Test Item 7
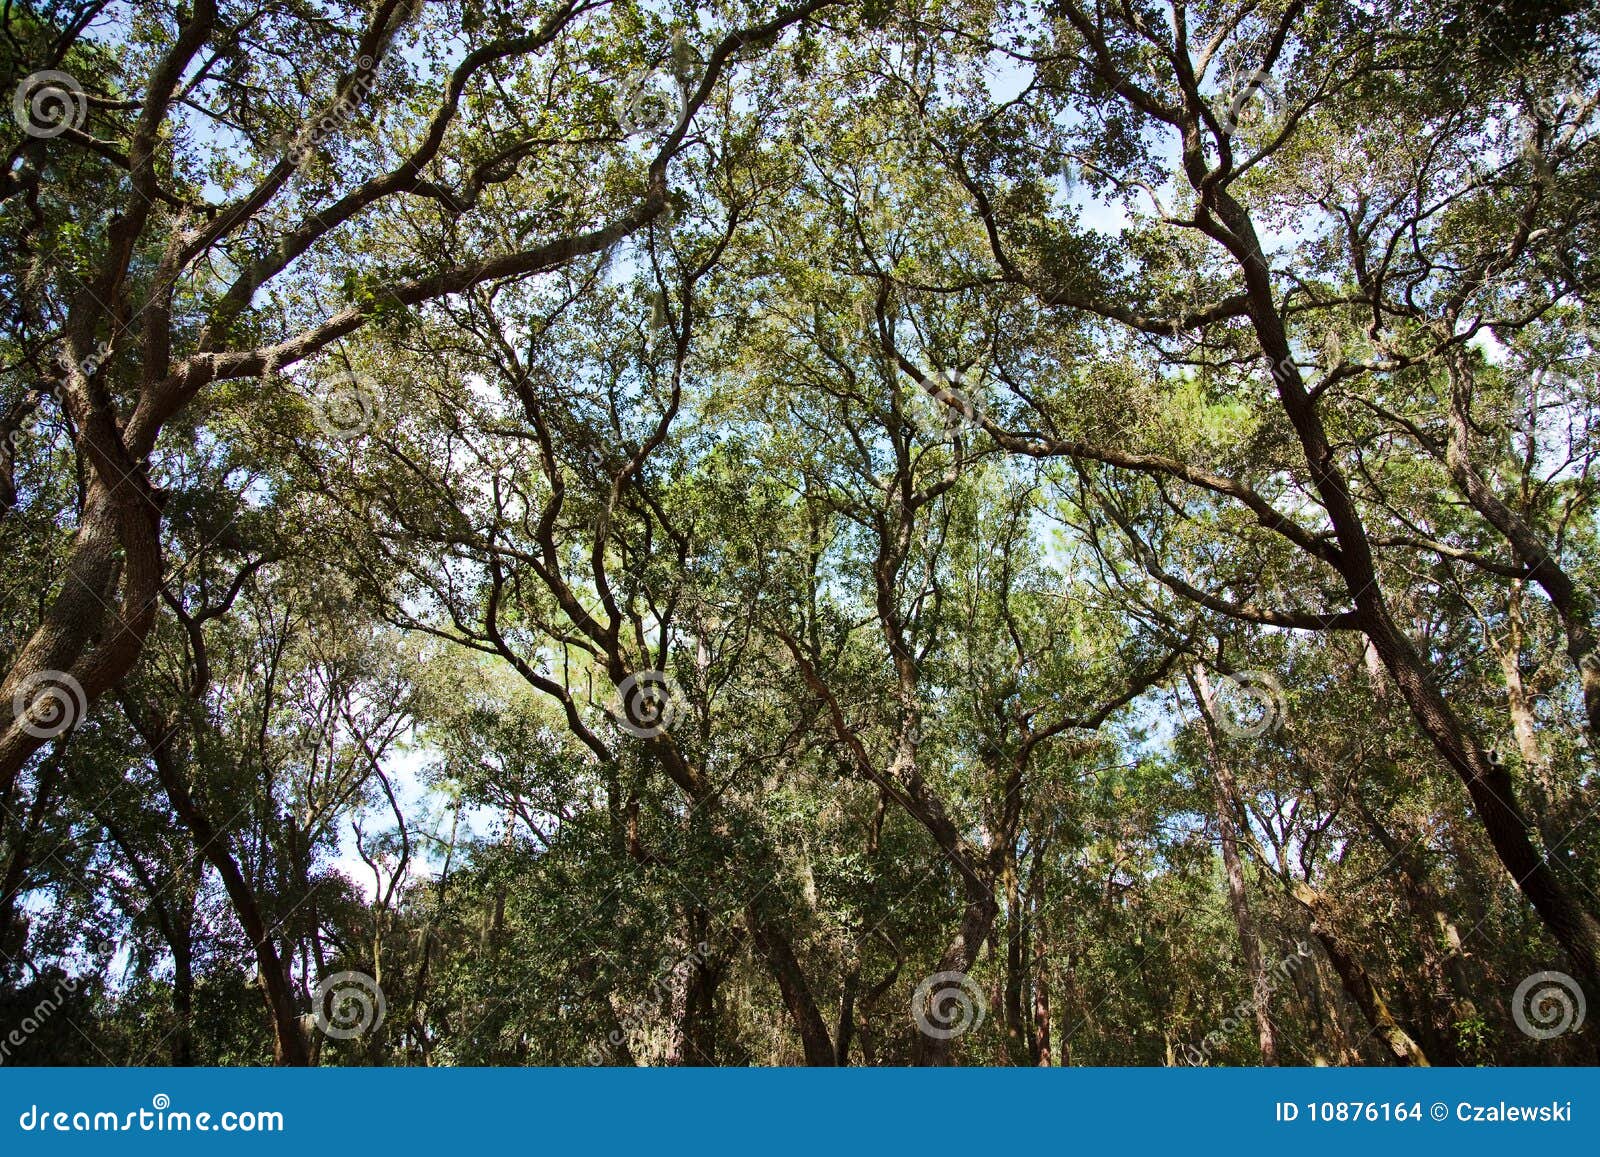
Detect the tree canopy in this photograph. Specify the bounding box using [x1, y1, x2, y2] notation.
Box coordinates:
[1, 0, 1597, 1065]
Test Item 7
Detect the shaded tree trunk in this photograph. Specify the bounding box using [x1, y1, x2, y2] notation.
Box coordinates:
[913, 885, 1000, 1066]
[681, 909, 719, 1066]
[1351, 791, 1473, 1065]
[1292, 882, 1430, 1066]
[747, 904, 836, 1066]
[171, 928, 195, 1066]
[1496, 581, 1557, 829]
[1030, 880, 1052, 1066]
[1208, 180, 1600, 994]
[0, 753, 60, 957]
[0, 483, 164, 811]
[1003, 856, 1029, 1064]
[1190, 668, 1279, 1065]
[121, 696, 310, 1066]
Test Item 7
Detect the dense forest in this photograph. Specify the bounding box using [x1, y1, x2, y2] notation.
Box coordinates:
[0, 0, 1597, 1067]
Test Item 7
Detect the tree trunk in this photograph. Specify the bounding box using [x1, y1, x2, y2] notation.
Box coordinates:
[1438, 353, 1600, 746]
[913, 885, 999, 1066]
[1190, 668, 1279, 1065]
[1351, 791, 1472, 1065]
[1030, 880, 1052, 1066]
[1292, 882, 1430, 1066]
[122, 697, 310, 1066]
[0, 483, 163, 810]
[1497, 581, 1557, 830]
[1003, 857, 1029, 1063]
[746, 905, 836, 1066]
[681, 911, 719, 1066]
[171, 932, 195, 1066]
[0, 753, 60, 955]
[1205, 184, 1600, 994]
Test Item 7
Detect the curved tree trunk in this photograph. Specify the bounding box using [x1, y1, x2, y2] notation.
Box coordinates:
[1292, 884, 1430, 1066]
[913, 885, 1000, 1066]
[0, 485, 163, 811]
[746, 907, 836, 1066]
[1201, 182, 1600, 994]
[1029, 876, 1053, 1066]
[120, 696, 310, 1066]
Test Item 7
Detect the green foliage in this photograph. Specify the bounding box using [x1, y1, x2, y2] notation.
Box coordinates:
[2, 0, 1597, 1068]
